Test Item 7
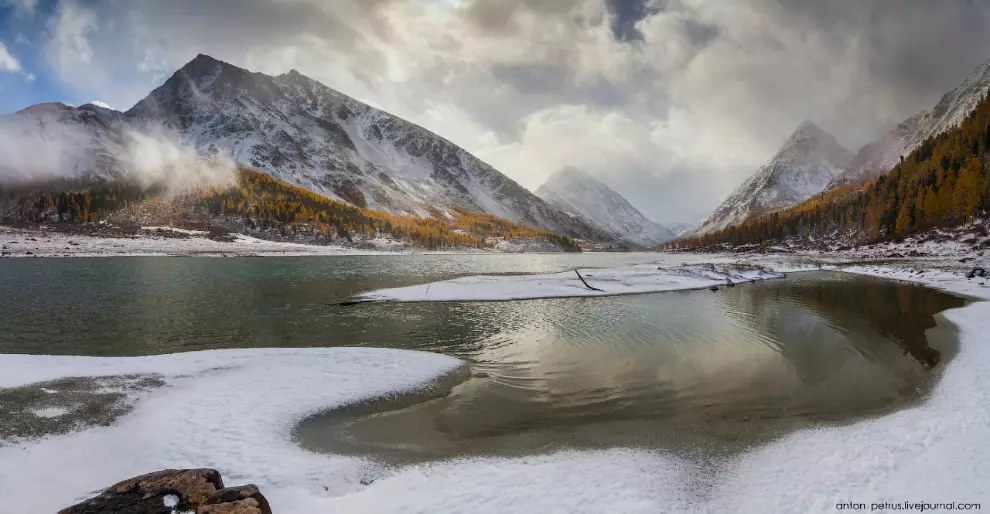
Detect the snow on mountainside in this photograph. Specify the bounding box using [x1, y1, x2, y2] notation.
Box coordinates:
[535, 168, 674, 246]
[829, 59, 990, 188]
[692, 121, 852, 236]
[119, 54, 603, 239]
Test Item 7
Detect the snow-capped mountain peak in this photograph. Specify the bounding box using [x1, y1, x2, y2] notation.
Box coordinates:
[692, 121, 852, 236]
[829, 58, 990, 188]
[535, 168, 674, 246]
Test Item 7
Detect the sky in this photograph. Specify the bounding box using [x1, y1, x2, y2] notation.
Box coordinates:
[2, 0, 990, 226]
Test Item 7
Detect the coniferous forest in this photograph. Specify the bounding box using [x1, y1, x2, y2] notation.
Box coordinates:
[671, 93, 990, 250]
[0, 168, 580, 252]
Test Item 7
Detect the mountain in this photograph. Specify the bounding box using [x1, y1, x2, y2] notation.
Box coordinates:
[829, 59, 990, 188]
[671, 87, 990, 252]
[668, 222, 697, 237]
[692, 121, 852, 236]
[535, 168, 674, 246]
[1, 55, 604, 241]
[117, 54, 602, 239]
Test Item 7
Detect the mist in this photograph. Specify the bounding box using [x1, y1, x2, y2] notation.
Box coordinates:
[119, 129, 237, 193]
[0, 111, 236, 194]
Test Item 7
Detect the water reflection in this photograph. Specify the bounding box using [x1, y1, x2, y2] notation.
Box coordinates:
[296, 272, 965, 462]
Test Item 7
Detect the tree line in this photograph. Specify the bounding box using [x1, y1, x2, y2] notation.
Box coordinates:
[1, 168, 580, 251]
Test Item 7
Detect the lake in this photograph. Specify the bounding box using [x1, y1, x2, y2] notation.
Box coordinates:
[0, 255, 966, 462]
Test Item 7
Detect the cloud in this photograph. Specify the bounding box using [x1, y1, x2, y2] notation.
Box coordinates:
[22, 0, 990, 225]
[0, 41, 23, 73]
[14, 33, 33, 46]
[2, 0, 37, 17]
[0, 40, 34, 82]
[120, 129, 237, 193]
[88, 100, 113, 109]
[0, 109, 236, 193]
[45, 0, 98, 72]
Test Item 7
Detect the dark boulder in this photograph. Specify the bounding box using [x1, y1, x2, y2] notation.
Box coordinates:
[59, 468, 222, 513]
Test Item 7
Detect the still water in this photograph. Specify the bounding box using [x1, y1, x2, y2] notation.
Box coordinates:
[0, 255, 965, 462]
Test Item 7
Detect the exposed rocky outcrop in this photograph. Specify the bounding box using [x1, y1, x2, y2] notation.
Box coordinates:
[58, 468, 271, 514]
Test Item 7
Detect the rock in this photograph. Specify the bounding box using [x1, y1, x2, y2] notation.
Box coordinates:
[197, 498, 265, 514]
[59, 468, 224, 514]
[201, 485, 272, 514]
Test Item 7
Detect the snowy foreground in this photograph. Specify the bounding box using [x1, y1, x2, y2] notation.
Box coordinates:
[1, 263, 989, 512]
[358, 263, 786, 302]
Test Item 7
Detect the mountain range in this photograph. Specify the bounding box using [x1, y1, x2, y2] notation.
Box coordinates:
[830, 59, 990, 188]
[1, 54, 605, 241]
[535, 168, 674, 247]
[690, 56, 990, 237]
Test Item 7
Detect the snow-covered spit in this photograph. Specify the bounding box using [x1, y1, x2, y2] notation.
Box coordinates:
[357, 263, 784, 302]
[1, 261, 988, 513]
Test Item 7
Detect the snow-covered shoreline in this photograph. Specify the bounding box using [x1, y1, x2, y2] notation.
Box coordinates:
[0, 225, 402, 257]
[0, 226, 585, 257]
[0, 259, 988, 513]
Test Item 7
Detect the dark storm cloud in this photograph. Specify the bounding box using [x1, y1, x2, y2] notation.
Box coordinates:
[605, 0, 661, 41]
[462, 0, 584, 33]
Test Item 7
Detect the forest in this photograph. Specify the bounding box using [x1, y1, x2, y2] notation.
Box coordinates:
[0, 168, 580, 251]
[671, 93, 990, 250]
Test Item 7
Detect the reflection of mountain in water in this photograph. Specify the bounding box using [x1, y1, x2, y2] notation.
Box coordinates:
[781, 275, 964, 369]
[297, 272, 966, 463]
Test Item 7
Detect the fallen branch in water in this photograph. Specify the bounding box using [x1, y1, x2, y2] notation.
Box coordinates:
[575, 270, 604, 292]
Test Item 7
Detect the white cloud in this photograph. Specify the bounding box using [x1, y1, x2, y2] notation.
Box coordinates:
[0, 41, 23, 73]
[45, 0, 98, 74]
[89, 100, 113, 109]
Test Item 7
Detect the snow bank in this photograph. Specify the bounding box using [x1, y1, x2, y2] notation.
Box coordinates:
[358, 263, 785, 302]
[0, 348, 463, 513]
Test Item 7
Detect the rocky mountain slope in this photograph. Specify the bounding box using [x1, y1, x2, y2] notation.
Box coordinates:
[535, 168, 673, 246]
[829, 58, 990, 188]
[693, 121, 852, 236]
[1, 54, 604, 240]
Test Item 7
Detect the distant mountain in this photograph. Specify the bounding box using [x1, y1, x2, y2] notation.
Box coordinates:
[535, 168, 674, 246]
[829, 59, 990, 188]
[1, 54, 605, 241]
[693, 121, 852, 236]
[668, 222, 697, 237]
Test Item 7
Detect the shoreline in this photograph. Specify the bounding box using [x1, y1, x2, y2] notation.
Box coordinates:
[0, 225, 600, 258]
